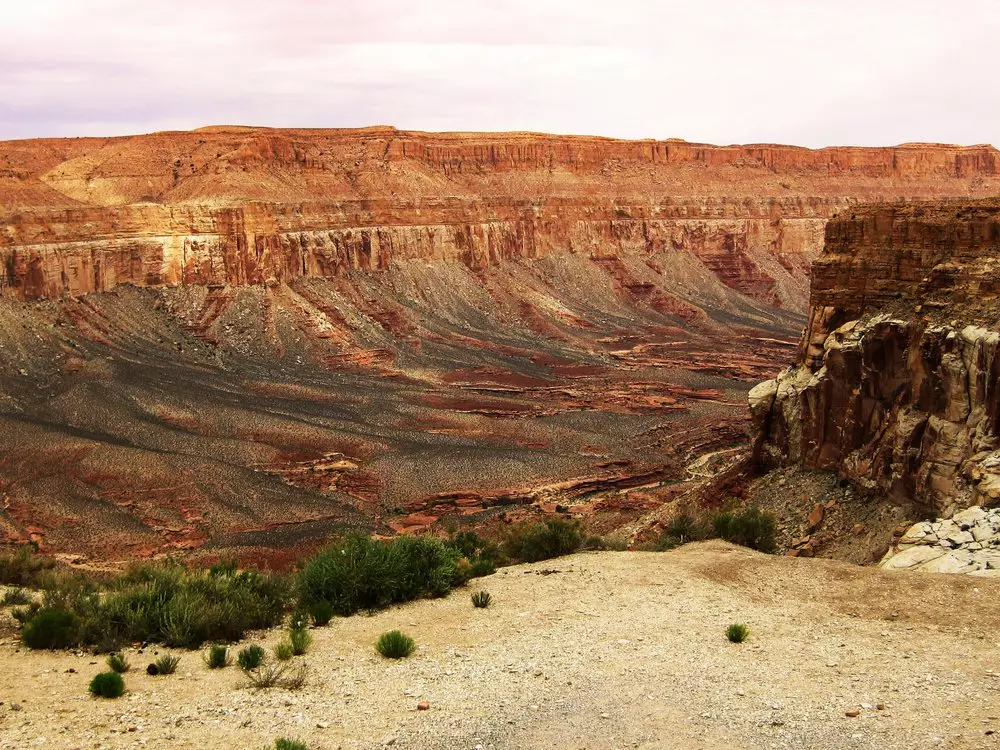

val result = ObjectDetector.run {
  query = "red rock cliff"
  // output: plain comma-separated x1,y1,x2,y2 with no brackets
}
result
3,127,999,310
750,200,1000,516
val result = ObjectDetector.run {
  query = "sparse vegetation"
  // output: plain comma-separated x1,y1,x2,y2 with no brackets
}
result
581,535,628,551
274,641,294,661
471,590,492,608
0,546,55,587
655,513,711,550
375,629,415,659
205,644,232,669
502,517,582,563
726,623,750,643
275,739,308,750
237,644,266,671
713,507,777,553
88,671,125,699
288,626,312,656
106,652,130,674
243,661,307,691
154,653,181,675
1,587,31,606
298,534,465,618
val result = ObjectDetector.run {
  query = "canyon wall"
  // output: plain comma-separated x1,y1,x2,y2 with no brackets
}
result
4,128,1000,312
1,197,829,308
750,200,1000,516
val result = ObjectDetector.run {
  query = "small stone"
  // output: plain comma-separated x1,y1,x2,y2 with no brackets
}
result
316,722,329,729
845,709,860,718
417,701,430,711
876,703,886,711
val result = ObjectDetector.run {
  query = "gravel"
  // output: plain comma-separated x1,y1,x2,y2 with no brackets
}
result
1,542,998,749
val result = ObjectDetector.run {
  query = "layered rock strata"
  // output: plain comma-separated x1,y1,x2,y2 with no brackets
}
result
751,200,1000,516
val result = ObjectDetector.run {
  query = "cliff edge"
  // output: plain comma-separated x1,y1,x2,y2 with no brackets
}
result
750,200,1000,516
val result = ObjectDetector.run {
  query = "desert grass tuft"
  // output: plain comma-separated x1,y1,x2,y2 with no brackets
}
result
154,653,181,675
471,591,491,608
204,644,232,669
726,623,750,643
88,671,125,699
375,630,415,659
106,652,130,673
237,644,266,671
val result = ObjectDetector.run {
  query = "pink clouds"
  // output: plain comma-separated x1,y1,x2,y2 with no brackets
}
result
1,0,997,147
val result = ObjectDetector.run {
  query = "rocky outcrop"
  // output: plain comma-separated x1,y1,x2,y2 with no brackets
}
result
880,506,1000,575
751,200,1000,516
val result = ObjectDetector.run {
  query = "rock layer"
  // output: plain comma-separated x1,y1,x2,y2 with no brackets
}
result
751,200,1000,516
4,128,1000,311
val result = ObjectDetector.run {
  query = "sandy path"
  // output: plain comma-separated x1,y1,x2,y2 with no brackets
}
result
1,542,998,750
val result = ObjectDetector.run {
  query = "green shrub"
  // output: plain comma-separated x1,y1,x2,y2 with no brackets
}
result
205,644,232,669
308,600,334,626
298,534,463,617
0,546,55,586
375,630,415,659
106,652,130,673
654,513,711,550
288,627,312,656
726,623,750,643
274,641,294,661
276,739,308,750
471,591,491,608
42,560,290,649
21,608,80,649
502,518,582,563
1,587,31,606
154,654,180,675
713,507,777,553
237,644,266,671
88,671,125,699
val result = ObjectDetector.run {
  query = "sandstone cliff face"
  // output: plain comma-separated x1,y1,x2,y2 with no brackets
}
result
751,201,1000,516
4,128,1000,313
0,197,827,308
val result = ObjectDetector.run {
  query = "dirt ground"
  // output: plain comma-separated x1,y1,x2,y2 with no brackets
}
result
1,542,999,750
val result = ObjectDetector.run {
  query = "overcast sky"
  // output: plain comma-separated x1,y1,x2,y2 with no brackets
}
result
2,0,997,147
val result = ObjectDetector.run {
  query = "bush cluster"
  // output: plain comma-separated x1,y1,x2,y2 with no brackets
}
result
0,546,55,586
298,534,466,617
713,507,777,554
18,560,288,650
650,507,777,554
502,518,582,563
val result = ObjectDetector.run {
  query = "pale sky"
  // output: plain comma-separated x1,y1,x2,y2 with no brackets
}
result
1,0,997,147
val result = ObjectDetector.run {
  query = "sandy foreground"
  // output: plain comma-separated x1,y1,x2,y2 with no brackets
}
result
0,541,998,750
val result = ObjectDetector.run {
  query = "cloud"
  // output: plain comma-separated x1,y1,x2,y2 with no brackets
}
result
1,0,997,146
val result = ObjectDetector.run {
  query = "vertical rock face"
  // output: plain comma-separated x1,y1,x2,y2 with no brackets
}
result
751,201,1000,516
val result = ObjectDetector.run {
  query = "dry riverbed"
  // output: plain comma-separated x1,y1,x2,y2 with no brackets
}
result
1,541,999,750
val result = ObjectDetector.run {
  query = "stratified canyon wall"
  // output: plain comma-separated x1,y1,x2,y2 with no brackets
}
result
751,200,1000,517
3,128,999,310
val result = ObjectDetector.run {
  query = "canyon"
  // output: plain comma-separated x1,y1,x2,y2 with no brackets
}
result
2,127,1000,561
